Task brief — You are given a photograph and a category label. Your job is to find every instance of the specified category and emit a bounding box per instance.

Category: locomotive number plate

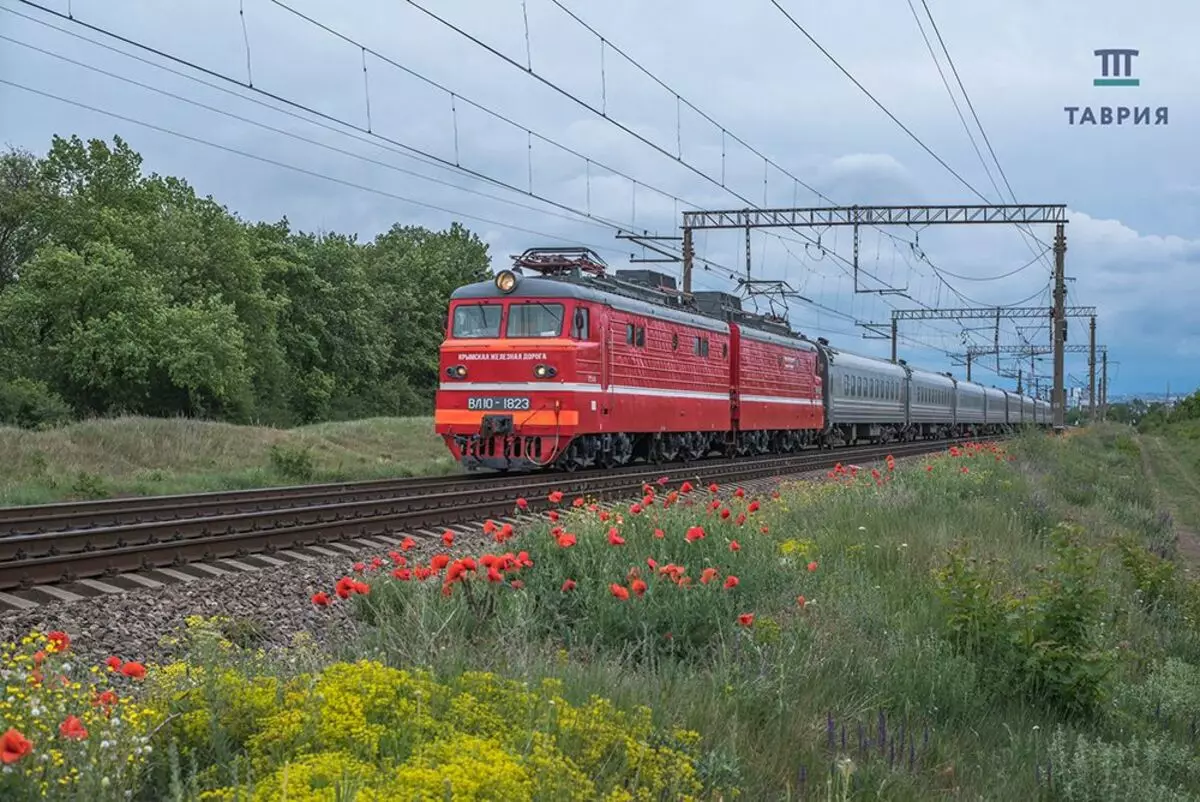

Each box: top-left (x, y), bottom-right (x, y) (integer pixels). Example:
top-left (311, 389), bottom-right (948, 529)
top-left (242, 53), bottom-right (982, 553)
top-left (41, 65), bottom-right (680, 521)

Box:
top-left (466, 396), bottom-right (531, 411)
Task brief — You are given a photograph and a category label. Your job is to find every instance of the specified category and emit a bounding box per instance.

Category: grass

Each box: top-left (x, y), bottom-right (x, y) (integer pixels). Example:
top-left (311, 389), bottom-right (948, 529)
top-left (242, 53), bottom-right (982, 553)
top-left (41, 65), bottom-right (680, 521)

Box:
top-left (1138, 420), bottom-right (1200, 542)
top-left (0, 414), bottom-right (454, 506)
top-left (7, 423), bottom-right (1200, 800)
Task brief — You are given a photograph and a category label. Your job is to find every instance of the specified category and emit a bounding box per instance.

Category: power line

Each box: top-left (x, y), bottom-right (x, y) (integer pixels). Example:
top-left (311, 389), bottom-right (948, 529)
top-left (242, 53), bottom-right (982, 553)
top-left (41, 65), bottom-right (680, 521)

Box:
top-left (399, 0), bottom-right (1000, 347)
top-left (766, 0), bottom-right (987, 202)
top-left (6, 0), bottom-right (1021, 373)
top-left (0, 77), bottom-right (621, 249)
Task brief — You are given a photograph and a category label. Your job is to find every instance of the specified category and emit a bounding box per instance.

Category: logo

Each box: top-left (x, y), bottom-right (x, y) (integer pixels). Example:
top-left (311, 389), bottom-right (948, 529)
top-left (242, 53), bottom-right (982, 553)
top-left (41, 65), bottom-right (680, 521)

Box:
top-left (1094, 48), bottom-right (1139, 86)
top-left (1065, 47), bottom-right (1166, 125)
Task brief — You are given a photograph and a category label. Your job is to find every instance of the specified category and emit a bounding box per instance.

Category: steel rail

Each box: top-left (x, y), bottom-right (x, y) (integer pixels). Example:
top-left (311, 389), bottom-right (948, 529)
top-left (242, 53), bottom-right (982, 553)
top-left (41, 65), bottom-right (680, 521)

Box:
top-left (0, 437), bottom-right (995, 591)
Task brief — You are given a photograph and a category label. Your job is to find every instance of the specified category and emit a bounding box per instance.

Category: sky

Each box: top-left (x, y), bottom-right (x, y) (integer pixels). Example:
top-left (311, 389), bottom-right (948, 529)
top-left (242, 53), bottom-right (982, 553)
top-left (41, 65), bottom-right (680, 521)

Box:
top-left (2, 0), bottom-right (1198, 400)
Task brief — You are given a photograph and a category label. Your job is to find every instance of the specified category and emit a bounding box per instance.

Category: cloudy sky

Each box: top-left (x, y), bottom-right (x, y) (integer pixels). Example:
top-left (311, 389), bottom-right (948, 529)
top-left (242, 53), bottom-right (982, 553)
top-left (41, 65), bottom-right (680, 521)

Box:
top-left (2, 0), bottom-right (1197, 399)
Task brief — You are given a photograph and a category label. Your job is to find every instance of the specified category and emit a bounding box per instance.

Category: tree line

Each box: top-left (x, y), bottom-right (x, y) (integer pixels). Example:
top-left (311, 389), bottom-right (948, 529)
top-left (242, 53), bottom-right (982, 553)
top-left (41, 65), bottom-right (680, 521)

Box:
top-left (0, 135), bottom-right (491, 429)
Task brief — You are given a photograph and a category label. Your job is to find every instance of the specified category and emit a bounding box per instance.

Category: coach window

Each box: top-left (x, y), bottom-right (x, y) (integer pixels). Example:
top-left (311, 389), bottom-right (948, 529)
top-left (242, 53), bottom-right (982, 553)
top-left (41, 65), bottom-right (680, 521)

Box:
top-left (571, 307), bottom-right (590, 340)
top-left (671, 332), bottom-right (679, 350)
top-left (695, 336), bottom-right (709, 357)
top-left (506, 302), bottom-right (564, 337)
top-left (722, 343), bottom-right (728, 359)
top-left (626, 324), bottom-right (635, 345)
top-left (452, 303), bottom-right (502, 338)
top-left (635, 326), bottom-right (645, 347)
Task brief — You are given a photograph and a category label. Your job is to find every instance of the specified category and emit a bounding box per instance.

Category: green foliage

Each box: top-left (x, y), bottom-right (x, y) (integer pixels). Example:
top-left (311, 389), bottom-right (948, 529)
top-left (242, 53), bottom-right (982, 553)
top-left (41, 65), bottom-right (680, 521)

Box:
top-left (1046, 726), bottom-right (1200, 801)
top-left (0, 135), bottom-right (491, 427)
top-left (0, 377), bottom-right (72, 429)
top-left (933, 523), bottom-right (1114, 717)
top-left (267, 443), bottom-right (315, 481)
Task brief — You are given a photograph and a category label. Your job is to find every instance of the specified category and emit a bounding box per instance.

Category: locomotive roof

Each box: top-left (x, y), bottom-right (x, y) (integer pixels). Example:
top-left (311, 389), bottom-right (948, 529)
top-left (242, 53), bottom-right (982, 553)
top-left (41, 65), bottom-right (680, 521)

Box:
top-left (452, 274), bottom-right (729, 334)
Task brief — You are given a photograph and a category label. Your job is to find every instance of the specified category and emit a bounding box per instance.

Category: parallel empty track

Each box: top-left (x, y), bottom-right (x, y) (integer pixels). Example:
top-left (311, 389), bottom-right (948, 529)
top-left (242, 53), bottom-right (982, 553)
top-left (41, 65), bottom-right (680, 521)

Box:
top-left (0, 438), bottom-right (983, 592)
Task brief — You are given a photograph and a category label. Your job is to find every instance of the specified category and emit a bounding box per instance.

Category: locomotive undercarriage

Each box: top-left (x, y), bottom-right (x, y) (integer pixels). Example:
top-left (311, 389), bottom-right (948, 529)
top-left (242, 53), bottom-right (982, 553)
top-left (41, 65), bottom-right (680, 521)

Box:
top-left (549, 427), bottom-right (819, 472)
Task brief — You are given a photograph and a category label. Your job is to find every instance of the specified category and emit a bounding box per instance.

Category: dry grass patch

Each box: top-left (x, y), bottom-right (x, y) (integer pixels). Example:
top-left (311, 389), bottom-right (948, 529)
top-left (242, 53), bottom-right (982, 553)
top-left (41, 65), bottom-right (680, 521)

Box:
top-left (0, 415), bottom-right (453, 505)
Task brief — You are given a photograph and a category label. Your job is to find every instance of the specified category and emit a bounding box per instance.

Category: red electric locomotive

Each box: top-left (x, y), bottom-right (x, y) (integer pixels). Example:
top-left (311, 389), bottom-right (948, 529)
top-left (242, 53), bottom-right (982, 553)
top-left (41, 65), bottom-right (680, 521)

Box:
top-left (434, 248), bottom-right (824, 471)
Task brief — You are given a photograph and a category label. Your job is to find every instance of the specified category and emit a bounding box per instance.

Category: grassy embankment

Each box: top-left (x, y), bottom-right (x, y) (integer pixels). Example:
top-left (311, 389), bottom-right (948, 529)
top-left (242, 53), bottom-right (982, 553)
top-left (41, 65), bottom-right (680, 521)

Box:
top-left (6, 424), bottom-right (1200, 800)
top-left (0, 415), bottom-right (452, 506)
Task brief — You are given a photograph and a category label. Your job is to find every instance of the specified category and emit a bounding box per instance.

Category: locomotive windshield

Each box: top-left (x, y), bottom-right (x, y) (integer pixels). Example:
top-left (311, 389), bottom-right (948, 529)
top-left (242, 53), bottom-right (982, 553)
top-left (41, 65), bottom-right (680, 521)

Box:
top-left (451, 304), bottom-right (502, 338)
top-left (506, 302), bottom-right (564, 337)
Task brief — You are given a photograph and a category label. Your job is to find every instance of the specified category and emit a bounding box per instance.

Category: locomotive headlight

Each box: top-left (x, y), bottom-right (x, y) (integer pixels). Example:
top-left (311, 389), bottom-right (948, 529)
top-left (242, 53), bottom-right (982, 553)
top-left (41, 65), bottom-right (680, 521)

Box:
top-left (533, 363), bottom-right (557, 379)
top-left (445, 364), bottom-right (468, 379)
top-left (495, 269), bottom-right (518, 294)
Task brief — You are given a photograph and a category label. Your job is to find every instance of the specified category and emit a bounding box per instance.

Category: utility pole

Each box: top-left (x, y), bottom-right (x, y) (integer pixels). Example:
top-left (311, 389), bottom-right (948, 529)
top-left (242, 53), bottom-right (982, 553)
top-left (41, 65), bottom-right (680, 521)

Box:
top-left (1088, 315), bottom-right (1096, 423)
top-left (681, 227), bottom-right (694, 295)
top-left (1052, 223), bottom-right (1067, 430)
top-left (966, 352), bottom-right (972, 381)
top-left (891, 319), bottom-right (898, 363)
top-left (1100, 350), bottom-right (1108, 420)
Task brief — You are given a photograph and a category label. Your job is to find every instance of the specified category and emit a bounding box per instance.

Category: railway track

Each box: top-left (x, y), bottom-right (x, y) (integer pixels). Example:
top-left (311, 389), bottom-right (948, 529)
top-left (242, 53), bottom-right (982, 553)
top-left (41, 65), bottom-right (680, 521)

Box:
top-left (0, 437), bottom-right (987, 606)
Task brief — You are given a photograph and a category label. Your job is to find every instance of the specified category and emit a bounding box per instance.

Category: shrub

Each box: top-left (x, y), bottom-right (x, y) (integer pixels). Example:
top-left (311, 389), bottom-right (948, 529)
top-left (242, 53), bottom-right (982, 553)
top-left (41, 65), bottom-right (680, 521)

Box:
top-left (267, 442), bottom-right (314, 481)
top-left (933, 522), bottom-right (1115, 716)
top-left (0, 377), bottom-right (72, 429)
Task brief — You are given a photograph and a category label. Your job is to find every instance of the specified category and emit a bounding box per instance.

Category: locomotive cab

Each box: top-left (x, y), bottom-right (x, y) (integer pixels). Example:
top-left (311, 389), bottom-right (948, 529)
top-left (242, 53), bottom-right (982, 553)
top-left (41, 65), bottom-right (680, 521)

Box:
top-left (435, 267), bottom-right (600, 471)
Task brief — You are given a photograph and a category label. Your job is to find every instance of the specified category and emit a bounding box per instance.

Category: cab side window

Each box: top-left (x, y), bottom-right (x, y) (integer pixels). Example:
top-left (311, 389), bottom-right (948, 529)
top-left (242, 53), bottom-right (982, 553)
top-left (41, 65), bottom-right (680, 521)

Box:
top-left (571, 307), bottom-right (590, 340)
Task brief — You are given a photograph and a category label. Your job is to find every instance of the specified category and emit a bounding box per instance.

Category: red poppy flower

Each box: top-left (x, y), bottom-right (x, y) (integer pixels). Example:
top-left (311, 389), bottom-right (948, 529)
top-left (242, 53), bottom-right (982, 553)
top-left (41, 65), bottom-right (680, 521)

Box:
top-left (680, 481), bottom-right (694, 494)
top-left (561, 579), bottom-right (576, 592)
top-left (720, 508), bottom-right (731, 520)
top-left (610, 583), bottom-right (630, 600)
top-left (708, 483), bottom-right (719, 493)
top-left (58, 715), bottom-right (88, 740)
top-left (388, 550), bottom-right (403, 564)
top-left (495, 523), bottom-right (514, 543)
top-left (723, 575), bottom-right (739, 589)
top-left (654, 528), bottom-right (665, 539)
top-left (735, 513), bottom-right (746, 526)
top-left (335, 577), bottom-right (357, 599)
top-left (442, 530), bottom-right (455, 546)
top-left (353, 562), bottom-right (366, 573)
top-left (487, 567), bottom-right (504, 583)
top-left (599, 510), bottom-right (611, 522)
top-left (608, 528), bottom-right (625, 546)
top-left (760, 525), bottom-right (769, 534)
top-left (807, 561), bottom-right (818, 572)
top-left (392, 568), bottom-right (412, 581)
top-left (401, 536), bottom-right (417, 550)
top-left (556, 532), bottom-right (577, 548)
top-left (548, 490), bottom-right (564, 504)
top-left (796, 594), bottom-right (807, 609)
top-left (646, 557), bottom-right (658, 570)
top-left (92, 689), bottom-right (117, 710)
top-left (516, 497), bottom-right (529, 510)
top-left (431, 554), bottom-right (451, 572)
top-left (737, 613), bottom-right (754, 627)
top-left (353, 580), bottom-right (370, 595)
top-left (460, 556), bottom-right (477, 571)
top-left (47, 631), bottom-right (70, 654)
top-left (483, 519), bottom-right (497, 534)
top-left (33, 651), bottom-right (45, 667)
top-left (631, 578), bottom-right (647, 597)
top-left (414, 566), bottom-right (433, 581)
top-left (120, 662), bottom-right (147, 680)
top-left (573, 497), bottom-right (585, 508)
top-left (747, 500), bottom-right (760, 513)
top-left (630, 503), bottom-right (643, 515)
top-left (734, 487), bottom-right (745, 498)
top-left (370, 556), bottom-right (384, 570)
top-left (0, 728), bottom-right (32, 764)
top-left (700, 567), bottom-right (719, 585)
top-left (729, 540), bottom-right (741, 552)
top-left (105, 656), bottom-right (121, 671)
top-left (548, 510), bottom-right (560, 522)
top-left (685, 526), bottom-right (706, 542)
top-left (311, 591), bottom-right (331, 606)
